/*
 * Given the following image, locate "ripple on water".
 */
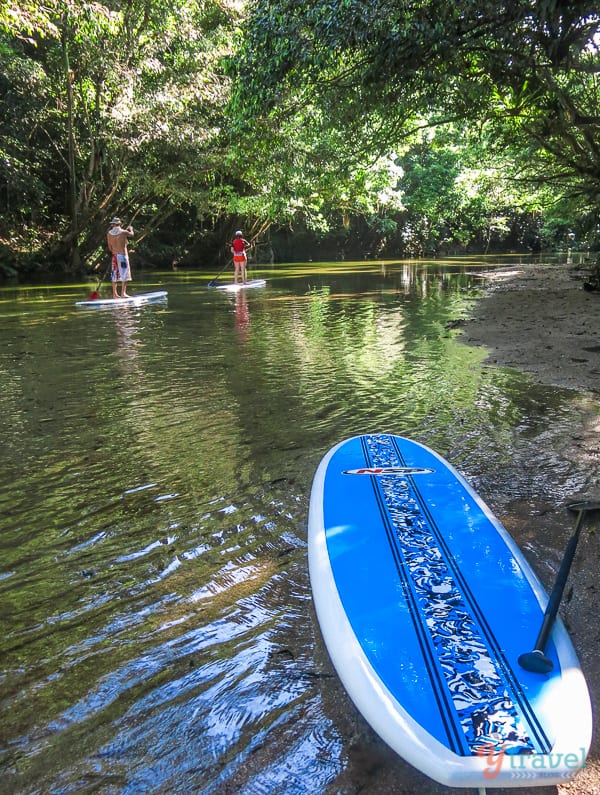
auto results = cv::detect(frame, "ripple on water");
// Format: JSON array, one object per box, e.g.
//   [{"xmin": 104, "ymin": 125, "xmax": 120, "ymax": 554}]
[{"xmin": 1, "ymin": 463, "xmax": 316, "ymax": 793}]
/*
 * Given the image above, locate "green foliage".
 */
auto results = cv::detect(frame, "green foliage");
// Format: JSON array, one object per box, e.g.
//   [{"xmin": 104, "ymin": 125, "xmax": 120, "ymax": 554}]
[
  {"xmin": 1, "ymin": 1, "xmax": 599, "ymax": 275},
  {"xmin": 390, "ymin": 125, "xmax": 554, "ymax": 254},
  {"xmin": 234, "ymin": 0, "xmax": 600, "ymax": 243},
  {"xmin": 0, "ymin": 0, "xmax": 240, "ymax": 274},
  {"xmin": 225, "ymin": 102, "xmax": 405, "ymax": 235}
]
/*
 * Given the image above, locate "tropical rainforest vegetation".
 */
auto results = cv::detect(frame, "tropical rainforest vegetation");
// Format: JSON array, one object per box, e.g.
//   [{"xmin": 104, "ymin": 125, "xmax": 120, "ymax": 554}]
[{"xmin": 1, "ymin": 1, "xmax": 599, "ymax": 279}]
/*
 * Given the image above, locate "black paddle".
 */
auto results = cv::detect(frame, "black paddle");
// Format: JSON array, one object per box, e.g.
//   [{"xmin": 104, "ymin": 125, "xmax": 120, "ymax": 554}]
[
  {"xmin": 518, "ymin": 500, "xmax": 600, "ymax": 674},
  {"xmin": 208, "ymin": 259, "xmax": 233, "ymax": 288}
]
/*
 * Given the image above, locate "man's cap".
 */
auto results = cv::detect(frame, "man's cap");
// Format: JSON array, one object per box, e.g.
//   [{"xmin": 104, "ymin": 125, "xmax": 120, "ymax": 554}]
[
  {"xmin": 110, "ymin": 217, "xmax": 121, "ymax": 225},
  {"xmin": 235, "ymin": 230, "xmax": 243, "ymax": 236}
]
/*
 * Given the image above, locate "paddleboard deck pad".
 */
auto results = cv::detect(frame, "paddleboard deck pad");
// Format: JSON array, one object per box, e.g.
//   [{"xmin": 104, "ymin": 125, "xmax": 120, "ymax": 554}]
[
  {"xmin": 308, "ymin": 434, "xmax": 591, "ymax": 789},
  {"xmin": 211, "ymin": 279, "xmax": 266, "ymax": 291},
  {"xmin": 76, "ymin": 290, "xmax": 168, "ymax": 308}
]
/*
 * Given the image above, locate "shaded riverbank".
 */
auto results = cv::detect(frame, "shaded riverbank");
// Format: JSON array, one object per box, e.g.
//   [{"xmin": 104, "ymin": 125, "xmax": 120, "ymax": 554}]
[{"xmin": 462, "ymin": 260, "xmax": 600, "ymax": 395}]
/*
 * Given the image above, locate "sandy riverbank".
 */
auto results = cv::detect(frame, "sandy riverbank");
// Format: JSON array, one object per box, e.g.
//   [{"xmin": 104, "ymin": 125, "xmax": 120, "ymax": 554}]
[{"xmin": 461, "ymin": 261, "xmax": 600, "ymax": 395}]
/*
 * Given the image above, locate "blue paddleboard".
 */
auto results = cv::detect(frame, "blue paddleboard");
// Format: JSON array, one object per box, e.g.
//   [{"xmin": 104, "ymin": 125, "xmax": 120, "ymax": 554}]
[
  {"xmin": 308, "ymin": 433, "xmax": 591, "ymax": 789},
  {"xmin": 76, "ymin": 290, "xmax": 168, "ymax": 308}
]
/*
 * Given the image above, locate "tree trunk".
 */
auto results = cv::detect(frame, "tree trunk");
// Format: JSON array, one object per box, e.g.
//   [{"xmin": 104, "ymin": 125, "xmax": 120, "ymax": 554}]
[{"xmin": 62, "ymin": 15, "xmax": 80, "ymax": 274}]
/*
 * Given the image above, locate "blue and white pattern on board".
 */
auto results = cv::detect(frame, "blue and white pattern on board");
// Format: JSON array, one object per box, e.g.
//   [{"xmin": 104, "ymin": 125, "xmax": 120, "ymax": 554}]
[{"xmin": 363, "ymin": 434, "xmax": 550, "ymax": 757}]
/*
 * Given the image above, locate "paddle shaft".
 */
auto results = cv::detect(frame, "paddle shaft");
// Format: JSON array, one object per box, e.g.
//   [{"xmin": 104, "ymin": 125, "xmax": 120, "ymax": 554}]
[
  {"xmin": 89, "ymin": 264, "xmax": 111, "ymax": 298},
  {"xmin": 532, "ymin": 507, "xmax": 585, "ymax": 654},
  {"xmin": 98, "ymin": 263, "xmax": 111, "ymax": 287},
  {"xmin": 208, "ymin": 259, "xmax": 233, "ymax": 287}
]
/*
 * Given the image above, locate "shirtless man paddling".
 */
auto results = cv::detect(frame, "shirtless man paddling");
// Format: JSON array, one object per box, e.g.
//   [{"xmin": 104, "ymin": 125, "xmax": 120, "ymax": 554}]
[{"xmin": 107, "ymin": 217, "xmax": 134, "ymax": 298}]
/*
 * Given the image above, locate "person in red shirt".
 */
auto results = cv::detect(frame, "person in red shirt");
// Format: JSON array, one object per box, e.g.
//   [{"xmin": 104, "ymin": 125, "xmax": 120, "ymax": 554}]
[{"xmin": 230, "ymin": 230, "xmax": 250, "ymax": 284}]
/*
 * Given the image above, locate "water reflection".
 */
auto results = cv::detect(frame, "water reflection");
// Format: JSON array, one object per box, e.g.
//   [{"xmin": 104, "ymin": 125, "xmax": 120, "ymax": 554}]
[
  {"xmin": 0, "ymin": 259, "xmax": 596, "ymax": 795},
  {"xmin": 113, "ymin": 305, "xmax": 142, "ymax": 362},
  {"xmin": 234, "ymin": 291, "xmax": 250, "ymax": 344}
]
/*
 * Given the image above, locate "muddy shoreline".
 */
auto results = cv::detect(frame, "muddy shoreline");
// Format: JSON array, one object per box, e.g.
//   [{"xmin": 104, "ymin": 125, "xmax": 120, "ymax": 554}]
[{"xmin": 462, "ymin": 261, "xmax": 600, "ymax": 396}]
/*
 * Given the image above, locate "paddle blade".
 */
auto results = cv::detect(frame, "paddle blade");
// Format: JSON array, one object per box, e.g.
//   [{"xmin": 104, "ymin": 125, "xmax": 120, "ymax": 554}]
[
  {"xmin": 518, "ymin": 649, "xmax": 554, "ymax": 674},
  {"xmin": 88, "ymin": 290, "xmax": 99, "ymax": 300}
]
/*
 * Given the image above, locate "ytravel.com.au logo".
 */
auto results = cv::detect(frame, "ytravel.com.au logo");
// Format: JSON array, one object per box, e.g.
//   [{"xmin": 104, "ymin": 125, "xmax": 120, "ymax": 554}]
[{"xmin": 479, "ymin": 743, "xmax": 587, "ymax": 781}]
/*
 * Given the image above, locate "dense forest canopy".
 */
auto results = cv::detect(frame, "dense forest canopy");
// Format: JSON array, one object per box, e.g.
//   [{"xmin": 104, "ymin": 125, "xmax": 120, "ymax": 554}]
[
  {"xmin": 233, "ymin": 0, "xmax": 600, "ymax": 246},
  {"xmin": 0, "ymin": 1, "xmax": 599, "ymax": 278},
  {"xmin": 1, "ymin": 0, "xmax": 243, "ymax": 276}
]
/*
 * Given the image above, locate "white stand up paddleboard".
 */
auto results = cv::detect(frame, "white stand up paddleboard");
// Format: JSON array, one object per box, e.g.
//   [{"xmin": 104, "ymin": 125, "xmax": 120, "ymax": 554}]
[
  {"xmin": 308, "ymin": 433, "xmax": 591, "ymax": 790},
  {"xmin": 76, "ymin": 291, "xmax": 168, "ymax": 308},
  {"xmin": 210, "ymin": 279, "xmax": 266, "ymax": 292}
]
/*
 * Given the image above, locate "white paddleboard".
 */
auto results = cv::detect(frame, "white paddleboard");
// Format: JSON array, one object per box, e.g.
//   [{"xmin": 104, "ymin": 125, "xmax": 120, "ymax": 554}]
[
  {"xmin": 76, "ymin": 291, "xmax": 168, "ymax": 308},
  {"xmin": 308, "ymin": 433, "xmax": 592, "ymax": 789},
  {"xmin": 211, "ymin": 279, "xmax": 266, "ymax": 292}
]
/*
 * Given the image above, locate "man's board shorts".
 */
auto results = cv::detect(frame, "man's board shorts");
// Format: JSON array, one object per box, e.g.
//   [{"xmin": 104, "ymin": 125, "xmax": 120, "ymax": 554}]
[
  {"xmin": 233, "ymin": 252, "xmax": 247, "ymax": 263},
  {"xmin": 111, "ymin": 253, "xmax": 131, "ymax": 282}
]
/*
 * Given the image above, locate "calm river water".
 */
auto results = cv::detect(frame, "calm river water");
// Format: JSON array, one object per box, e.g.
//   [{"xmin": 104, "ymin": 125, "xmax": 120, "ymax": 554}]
[{"xmin": 1, "ymin": 259, "xmax": 597, "ymax": 795}]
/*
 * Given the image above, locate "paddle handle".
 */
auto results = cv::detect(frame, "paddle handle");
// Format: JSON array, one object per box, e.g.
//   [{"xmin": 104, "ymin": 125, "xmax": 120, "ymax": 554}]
[{"xmin": 533, "ymin": 508, "xmax": 585, "ymax": 653}]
